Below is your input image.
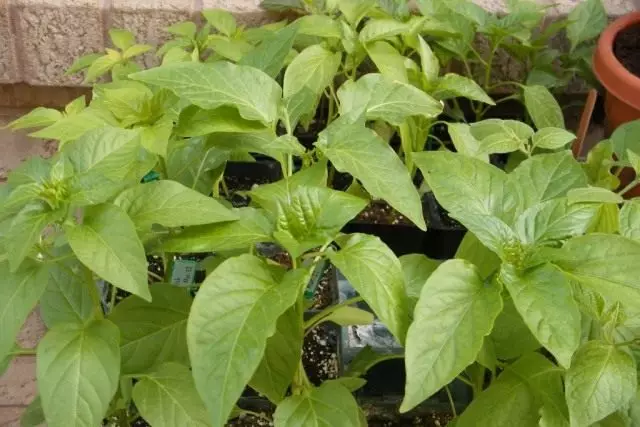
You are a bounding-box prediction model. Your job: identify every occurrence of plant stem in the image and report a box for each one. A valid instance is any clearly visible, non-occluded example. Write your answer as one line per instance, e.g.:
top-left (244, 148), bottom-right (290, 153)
top-left (444, 385), bottom-right (457, 417)
top-left (617, 178), bottom-right (640, 196)
top-left (455, 375), bottom-right (474, 387)
top-left (220, 178), bottom-right (230, 199)
top-left (10, 347), bottom-right (36, 356)
top-left (303, 296), bottom-right (364, 331)
top-left (148, 270), bottom-right (164, 282)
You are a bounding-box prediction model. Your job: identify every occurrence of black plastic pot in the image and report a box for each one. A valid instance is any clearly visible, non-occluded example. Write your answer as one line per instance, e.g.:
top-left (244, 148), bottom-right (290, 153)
top-left (342, 221), bottom-right (427, 256)
top-left (224, 160), bottom-right (283, 207)
top-left (422, 193), bottom-right (466, 260)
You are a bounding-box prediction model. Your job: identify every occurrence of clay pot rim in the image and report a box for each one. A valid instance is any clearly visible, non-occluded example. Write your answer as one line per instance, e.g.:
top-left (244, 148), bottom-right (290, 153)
top-left (593, 12), bottom-right (640, 111)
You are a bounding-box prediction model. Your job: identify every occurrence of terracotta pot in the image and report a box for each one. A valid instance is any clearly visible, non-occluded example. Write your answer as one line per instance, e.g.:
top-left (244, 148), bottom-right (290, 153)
top-left (593, 12), bottom-right (640, 198)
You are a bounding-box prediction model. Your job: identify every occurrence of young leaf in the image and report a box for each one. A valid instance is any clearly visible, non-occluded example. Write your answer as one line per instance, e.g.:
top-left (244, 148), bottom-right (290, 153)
top-left (202, 9), bottom-right (237, 37)
top-left (366, 41), bottom-right (409, 84)
top-left (6, 156), bottom-right (50, 187)
top-left (338, 0), bottom-right (374, 25)
top-left (5, 107), bottom-right (62, 130)
top-left (501, 264), bottom-right (581, 368)
top-left (567, 187), bottom-right (624, 205)
top-left (531, 127), bottom-right (576, 150)
top-left (281, 86), bottom-right (317, 131)
top-left (273, 381), bottom-right (361, 427)
top-left (523, 85), bottom-right (565, 129)
top-left (239, 24), bottom-right (298, 78)
top-left (40, 261), bottom-right (94, 328)
top-left (400, 254), bottom-right (440, 310)
top-left (567, 0), bottom-right (607, 51)
top-left (455, 232), bottom-right (501, 279)
top-left (114, 180), bottom-right (236, 230)
top-left (131, 61), bottom-right (282, 124)
top-left (359, 19), bottom-right (410, 44)
top-left (283, 44), bottom-right (341, 98)
top-left (65, 203), bottom-right (150, 301)
top-left (161, 207), bottom-right (274, 253)
top-left (620, 201), bottom-right (640, 242)
top-left (109, 29), bottom-right (135, 51)
top-left (337, 74), bottom-right (442, 126)
top-left (166, 21), bottom-right (197, 39)
top-left (432, 74), bottom-right (495, 105)
top-left (65, 52), bottom-right (103, 75)
top-left (132, 362), bottom-right (209, 427)
top-left (250, 305), bottom-right (303, 404)
top-left (317, 119), bottom-right (426, 230)
top-left (187, 256), bottom-right (308, 427)
top-left (31, 107), bottom-right (118, 144)
top-left (610, 120), bottom-right (640, 162)
top-left (37, 319), bottom-right (120, 427)
top-left (84, 53), bottom-right (121, 83)
top-left (401, 259), bottom-right (502, 412)
top-left (447, 123), bottom-right (489, 162)
top-left (489, 297), bottom-right (540, 360)
top-left (565, 341), bottom-right (637, 426)
top-left (471, 119), bottom-right (534, 146)
top-left (583, 141), bottom-right (620, 190)
top-left (110, 285), bottom-right (191, 375)
top-left (295, 15), bottom-right (342, 38)
top-left (6, 202), bottom-right (56, 271)
top-left (328, 233), bottom-right (411, 344)
top-left (418, 36), bottom-right (439, 86)
top-left (0, 261), bottom-right (48, 360)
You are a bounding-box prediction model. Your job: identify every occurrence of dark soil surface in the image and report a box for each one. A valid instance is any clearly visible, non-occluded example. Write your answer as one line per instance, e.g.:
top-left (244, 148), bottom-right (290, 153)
top-left (303, 323), bottom-right (340, 385)
top-left (355, 202), bottom-right (412, 226)
top-left (308, 266), bottom-right (336, 310)
top-left (365, 412), bottom-right (453, 426)
top-left (424, 193), bottom-right (463, 230)
top-left (614, 23), bottom-right (640, 78)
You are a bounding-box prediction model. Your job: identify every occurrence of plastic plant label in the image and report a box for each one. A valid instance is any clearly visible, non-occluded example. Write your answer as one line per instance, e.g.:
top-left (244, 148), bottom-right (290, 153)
top-left (170, 259), bottom-right (197, 287)
top-left (142, 170), bottom-right (160, 183)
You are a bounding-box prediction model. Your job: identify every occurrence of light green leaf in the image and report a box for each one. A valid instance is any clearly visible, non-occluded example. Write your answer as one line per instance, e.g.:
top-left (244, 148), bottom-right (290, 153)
top-left (366, 41), bottom-right (408, 84)
top-left (400, 254), bottom-right (440, 311)
top-left (202, 9), bottom-right (236, 37)
top-left (583, 141), bottom-right (620, 190)
top-left (65, 53), bottom-right (103, 75)
top-left (65, 203), bottom-right (150, 301)
top-left (110, 285), bottom-right (191, 375)
top-left (523, 85), bottom-right (565, 129)
top-left (139, 117), bottom-right (172, 157)
top-left (418, 36), bottom-right (439, 85)
top-left (40, 261), bottom-right (93, 328)
top-left (273, 381), bottom-right (361, 427)
top-left (0, 261), bottom-right (48, 360)
top-left (611, 120), bottom-right (640, 162)
top-left (282, 86), bottom-right (317, 131)
top-left (501, 264), bottom-right (580, 368)
top-left (250, 305), bottom-right (302, 404)
top-left (345, 346), bottom-right (403, 378)
top-left (37, 319), bottom-right (120, 427)
top-left (532, 127), bottom-right (576, 150)
top-left (511, 150), bottom-right (588, 211)
top-left (447, 123), bottom-right (489, 162)
top-left (554, 234), bottom-right (640, 312)
top-left (5, 107), bottom-right (62, 130)
top-left (239, 24), bottom-right (298, 78)
top-left (470, 119), bottom-right (533, 154)
top-left (589, 203), bottom-right (621, 235)
top-left (114, 180), bottom-right (236, 230)
top-left (109, 29), bottom-right (135, 51)
top-left (457, 353), bottom-right (565, 427)
top-left (166, 21), bottom-right (197, 38)
top-left (490, 297), bottom-right (540, 360)
top-left (165, 137), bottom-right (228, 194)
top-left (337, 74), bottom-right (442, 126)
top-left (433, 74), bottom-right (494, 105)
top-left (401, 259), bottom-right (502, 412)
top-left (329, 233), bottom-right (411, 344)
top-left (565, 341), bottom-right (636, 426)
top-left (161, 207), bottom-right (274, 253)
top-left (6, 203), bottom-right (56, 271)
top-left (31, 107), bottom-right (117, 144)
top-left (455, 232), bottom-right (501, 279)
top-left (567, 187), bottom-right (624, 205)
top-left (6, 157), bottom-right (50, 187)
top-left (567, 0), bottom-right (607, 51)
top-left (628, 149), bottom-right (640, 173)
top-left (359, 19), bottom-right (409, 44)
top-left (338, 0), bottom-right (374, 25)
top-left (515, 198), bottom-right (597, 245)
top-left (317, 119), bottom-right (426, 229)
top-left (132, 362), bottom-right (209, 427)
top-left (283, 44), bottom-right (341, 98)
top-left (325, 306), bottom-right (375, 326)
top-left (188, 255), bottom-right (308, 427)
top-left (131, 61), bottom-right (281, 124)
top-left (273, 185), bottom-right (367, 257)
top-left (620, 201), bottom-right (640, 242)
top-left (84, 53), bottom-right (120, 83)
top-left (208, 131), bottom-right (305, 162)
top-left (295, 15), bottom-right (342, 38)
top-left (64, 96), bottom-right (87, 116)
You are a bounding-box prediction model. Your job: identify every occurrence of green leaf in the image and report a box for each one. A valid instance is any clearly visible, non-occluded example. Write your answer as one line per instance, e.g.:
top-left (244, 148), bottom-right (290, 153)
top-left (109, 29), bottom-right (136, 51)
top-left (6, 203), bottom-right (56, 271)
top-left (250, 305), bottom-right (302, 404)
top-left (281, 86), bottom-right (316, 131)
top-left (207, 36), bottom-right (253, 62)
top-left (366, 41), bottom-right (408, 84)
top-left (131, 61), bottom-right (281, 124)
top-left (418, 36), bottom-right (439, 85)
top-left (359, 19), bottom-right (409, 44)
top-left (325, 306), bottom-right (374, 326)
top-left (523, 85), bottom-right (565, 129)
top-left (400, 254), bottom-right (440, 311)
top-left (6, 107), bottom-right (62, 130)
top-left (490, 297), bottom-right (540, 360)
top-left (64, 96), bottom-right (86, 116)
top-left (84, 53), bottom-right (120, 83)
top-left (501, 264), bottom-right (580, 368)
top-left (447, 123), bottom-right (489, 162)
top-left (345, 345), bottom-right (403, 378)
top-left (295, 15), bottom-right (342, 38)
top-left (188, 255), bottom-right (308, 427)
top-left (554, 235), bottom-right (640, 313)
top-left (161, 207), bottom-right (273, 253)
top-left (283, 44), bottom-right (341, 98)
top-left (567, 187), bottom-right (624, 205)
top-left (132, 362), bottom-right (209, 427)
top-left (273, 381), bottom-right (361, 427)
top-left (21, 395), bottom-right (45, 427)
top-left (515, 198), bottom-right (597, 245)
top-left (567, 0), bottom-right (607, 51)
top-left (273, 185), bottom-right (367, 257)
top-left (110, 285), bottom-right (191, 375)
top-left (166, 21), bottom-right (197, 38)
top-left (202, 9), bottom-right (237, 37)
top-left (37, 319), bottom-right (120, 427)
top-left (239, 24), bottom-right (298, 78)
top-left (65, 53), bottom-right (103, 75)
top-left (337, 74), bottom-right (442, 126)
top-left (165, 137), bottom-right (228, 194)
top-left (433, 74), bottom-right (494, 105)
top-left (329, 233), bottom-right (411, 344)
top-left (401, 259), bottom-right (502, 412)
top-left (317, 120), bottom-right (426, 230)
top-left (620, 201), bottom-right (640, 242)
top-left (611, 120), bottom-right (640, 162)
top-left (40, 261), bottom-right (93, 328)
top-left (455, 232), bottom-right (501, 279)
top-left (583, 141), bottom-right (620, 190)
top-left (338, 0), bottom-right (374, 25)
top-left (565, 340), bottom-right (637, 426)
top-left (0, 261), bottom-right (48, 360)
top-left (65, 203), bottom-right (150, 301)
top-left (532, 127), bottom-right (576, 150)
top-left (114, 180), bottom-right (236, 230)
top-left (457, 353), bottom-right (565, 427)
top-left (471, 119), bottom-right (534, 154)
top-left (6, 156), bottom-right (50, 187)
top-left (511, 151), bottom-right (588, 211)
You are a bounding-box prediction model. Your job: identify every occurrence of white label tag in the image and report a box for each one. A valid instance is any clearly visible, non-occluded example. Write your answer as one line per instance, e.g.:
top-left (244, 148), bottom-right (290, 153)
top-left (170, 260), bottom-right (197, 287)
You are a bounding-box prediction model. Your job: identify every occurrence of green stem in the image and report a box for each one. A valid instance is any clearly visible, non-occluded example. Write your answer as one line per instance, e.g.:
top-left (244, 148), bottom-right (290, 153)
top-left (220, 178), bottom-right (230, 199)
top-left (10, 346), bottom-right (36, 356)
top-left (304, 296), bottom-right (364, 331)
top-left (455, 375), bottom-right (474, 387)
top-left (444, 385), bottom-right (457, 417)
top-left (617, 178), bottom-right (640, 196)
top-left (148, 270), bottom-right (164, 282)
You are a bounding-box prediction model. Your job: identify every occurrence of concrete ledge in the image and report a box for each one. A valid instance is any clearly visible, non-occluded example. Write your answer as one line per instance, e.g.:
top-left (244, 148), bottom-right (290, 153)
top-left (0, 0), bottom-right (636, 87)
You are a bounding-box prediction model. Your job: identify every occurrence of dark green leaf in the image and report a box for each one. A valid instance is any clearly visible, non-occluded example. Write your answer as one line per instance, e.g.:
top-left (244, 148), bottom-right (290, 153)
top-left (240, 24), bottom-right (298, 78)
top-left (566, 0), bottom-right (607, 51)
top-left (399, 254), bottom-right (440, 311)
